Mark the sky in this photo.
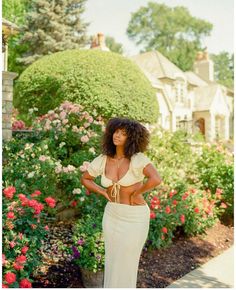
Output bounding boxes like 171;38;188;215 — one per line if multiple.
83;0;234;56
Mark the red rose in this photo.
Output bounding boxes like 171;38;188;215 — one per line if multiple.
150;211;156;219
180;214;185;224
172;200;178;206
165;206;171;214
3;186;16;199
71;200;77;207
16;255;27;265
7;212;15;219
21;246;29;255
4;272;16;284
13;262;24;271
194;207;200;213
162;227;168;234
45;197;56;208
19;278;32;288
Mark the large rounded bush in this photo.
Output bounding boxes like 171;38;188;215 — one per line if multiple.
14;49;159;123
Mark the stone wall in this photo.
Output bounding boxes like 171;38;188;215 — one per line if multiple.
2;71;18;141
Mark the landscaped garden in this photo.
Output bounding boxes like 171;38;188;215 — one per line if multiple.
3;98;233;287
2;45;234;288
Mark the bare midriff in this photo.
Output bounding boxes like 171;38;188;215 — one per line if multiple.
107;181;146;206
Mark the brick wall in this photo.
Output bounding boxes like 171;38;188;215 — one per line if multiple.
2;71;18;141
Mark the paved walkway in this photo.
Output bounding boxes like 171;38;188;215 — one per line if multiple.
167;246;234;288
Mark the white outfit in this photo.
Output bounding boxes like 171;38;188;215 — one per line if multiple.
87;152;152;288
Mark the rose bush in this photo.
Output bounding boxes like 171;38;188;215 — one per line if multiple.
4;101;106;213
196;142;234;217
2;186;55;288
145;184;224;249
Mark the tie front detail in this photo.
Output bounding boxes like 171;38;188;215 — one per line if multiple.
110;182;121;203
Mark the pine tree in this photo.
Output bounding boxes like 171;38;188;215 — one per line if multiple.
18;0;89;65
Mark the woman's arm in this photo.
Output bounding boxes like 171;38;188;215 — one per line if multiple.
81;171;112;202
130;164;162;204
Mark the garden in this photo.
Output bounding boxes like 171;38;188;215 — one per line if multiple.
2;49;234;288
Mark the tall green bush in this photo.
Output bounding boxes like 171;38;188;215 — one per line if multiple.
14;49;159;123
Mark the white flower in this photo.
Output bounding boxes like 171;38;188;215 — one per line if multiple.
89;147;96;154
48;110;55;114
79;161;90;172
80;197;85;202
84;122;90;128
44;145;48;150
27;171;35;178
72;126;79;133
55;165;63;174
25;143;34;150
59;142;66;148
67;165;76;172
72;188;82;195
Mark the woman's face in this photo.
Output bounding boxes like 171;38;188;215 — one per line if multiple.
113;128;128;147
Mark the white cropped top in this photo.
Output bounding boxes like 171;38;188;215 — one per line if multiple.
87;152;152;203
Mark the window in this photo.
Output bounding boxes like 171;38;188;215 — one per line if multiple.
174;78;186;103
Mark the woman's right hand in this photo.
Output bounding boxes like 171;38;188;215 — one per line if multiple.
101;189;112;202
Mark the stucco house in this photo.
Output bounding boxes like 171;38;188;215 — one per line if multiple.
130;50;234;142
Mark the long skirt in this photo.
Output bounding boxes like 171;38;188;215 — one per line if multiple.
102;201;150;288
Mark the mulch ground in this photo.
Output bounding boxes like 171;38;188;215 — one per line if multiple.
32;219;234;288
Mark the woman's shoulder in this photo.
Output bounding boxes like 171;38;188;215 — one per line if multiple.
131;152;151;166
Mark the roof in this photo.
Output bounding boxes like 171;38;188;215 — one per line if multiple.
130;50;186;81
193;84;219;111
185;71;208;87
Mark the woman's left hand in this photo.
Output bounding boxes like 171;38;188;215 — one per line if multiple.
130;191;145;205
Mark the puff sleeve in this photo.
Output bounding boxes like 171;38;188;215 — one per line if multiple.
87;154;104;178
132;152;152;177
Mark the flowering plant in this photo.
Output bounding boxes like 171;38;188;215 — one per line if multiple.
2;186;55;288
70;214;105;273
196;142;234;217
5;101;106;212
145;184;223;249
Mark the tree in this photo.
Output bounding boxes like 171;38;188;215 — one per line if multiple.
211;52;234;90
127;2;213;71
2;0;30;24
17;0;89;65
105;36;124;54
2;0;31;74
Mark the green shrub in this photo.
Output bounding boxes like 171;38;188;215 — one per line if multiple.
145;185;221;249
196;143;234;217
148;128;201;189
71;214;105;272
14;49;159;123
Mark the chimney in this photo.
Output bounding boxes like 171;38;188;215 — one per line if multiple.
90;33;110;51
193;50;214;82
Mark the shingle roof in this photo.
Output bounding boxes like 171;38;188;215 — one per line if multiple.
130;51;186;80
193;84;218;111
185;71;208;87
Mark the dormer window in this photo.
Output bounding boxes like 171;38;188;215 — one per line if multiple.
174;77;186;103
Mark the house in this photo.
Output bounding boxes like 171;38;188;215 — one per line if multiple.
130;50;234;142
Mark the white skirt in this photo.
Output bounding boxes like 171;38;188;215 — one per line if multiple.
102;201;150;288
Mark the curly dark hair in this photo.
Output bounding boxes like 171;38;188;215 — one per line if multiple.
102;117;150;159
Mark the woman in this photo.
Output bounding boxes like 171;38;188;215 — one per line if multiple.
81;117;162;288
